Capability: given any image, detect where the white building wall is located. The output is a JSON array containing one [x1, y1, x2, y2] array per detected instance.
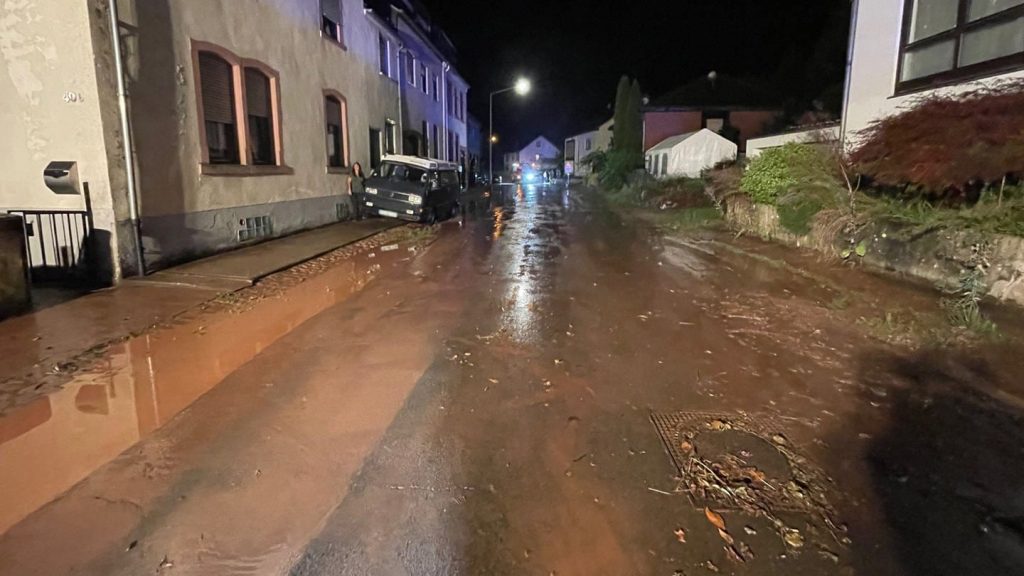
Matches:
[[747, 125, 841, 158], [842, 0, 1024, 147], [0, 0, 128, 281]]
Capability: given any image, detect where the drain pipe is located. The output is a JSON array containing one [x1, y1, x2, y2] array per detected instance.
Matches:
[[397, 42, 405, 156], [108, 0, 146, 277], [839, 0, 861, 150], [442, 62, 451, 161]]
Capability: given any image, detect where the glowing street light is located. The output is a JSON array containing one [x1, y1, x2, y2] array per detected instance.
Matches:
[[489, 76, 532, 186]]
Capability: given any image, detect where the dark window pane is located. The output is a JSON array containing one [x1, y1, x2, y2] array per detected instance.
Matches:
[[245, 69, 275, 165], [325, 97, 345, 167], [378, 34, 388, 75]]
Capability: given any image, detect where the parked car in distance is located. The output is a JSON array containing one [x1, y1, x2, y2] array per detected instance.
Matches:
[[361, 155, 462, 224]]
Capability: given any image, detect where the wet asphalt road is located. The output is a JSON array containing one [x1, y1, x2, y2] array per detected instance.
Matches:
[[2, 181, 1023, 575]]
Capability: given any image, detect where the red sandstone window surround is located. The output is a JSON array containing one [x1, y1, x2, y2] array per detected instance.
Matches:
[[191, 40, 287, 176], [324, 90, 350, 172]]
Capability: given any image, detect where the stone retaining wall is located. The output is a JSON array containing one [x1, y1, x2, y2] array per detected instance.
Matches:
[[724, 195, 1024, 307]]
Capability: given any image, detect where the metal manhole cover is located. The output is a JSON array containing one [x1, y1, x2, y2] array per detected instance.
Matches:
[[650, 411, 836, 515]]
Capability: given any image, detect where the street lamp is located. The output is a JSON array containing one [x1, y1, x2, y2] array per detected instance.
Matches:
[[489, 77, 531, 187]]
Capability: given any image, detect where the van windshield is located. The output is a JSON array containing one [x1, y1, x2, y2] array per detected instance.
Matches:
[[379, 162, 427, 184]]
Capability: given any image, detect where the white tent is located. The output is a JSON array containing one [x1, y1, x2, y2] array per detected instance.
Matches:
[[645, 129, 738, 179]]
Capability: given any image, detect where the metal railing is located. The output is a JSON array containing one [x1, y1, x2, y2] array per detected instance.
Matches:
[[4, 209, 92, 283]]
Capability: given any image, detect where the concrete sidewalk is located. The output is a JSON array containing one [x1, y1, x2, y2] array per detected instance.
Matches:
[[139, 219, 398, 290], [0, 219, 398, 398]]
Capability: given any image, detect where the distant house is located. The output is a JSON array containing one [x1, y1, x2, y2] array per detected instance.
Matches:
[[645, 129, 738, 179], [841, 0, 1024, 147], [644, 73, 783, 153], [517, 136, 562, 169], [565, 118, 614, 177]]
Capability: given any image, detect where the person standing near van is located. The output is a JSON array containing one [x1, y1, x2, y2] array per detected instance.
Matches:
[[348, 162, 366, 220]]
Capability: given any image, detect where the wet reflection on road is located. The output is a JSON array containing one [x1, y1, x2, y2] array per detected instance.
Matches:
[[0, 254, 384, 533]]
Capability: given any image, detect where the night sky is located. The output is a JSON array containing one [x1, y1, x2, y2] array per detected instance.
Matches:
[[419, 0, 851, 153]]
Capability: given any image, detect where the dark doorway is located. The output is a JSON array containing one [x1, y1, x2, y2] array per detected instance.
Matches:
[[369, 128, 383, 170]]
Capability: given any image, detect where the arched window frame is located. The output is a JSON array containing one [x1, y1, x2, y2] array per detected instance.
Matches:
[[323, 89, 350, 172], [191, 40, 286, 174]]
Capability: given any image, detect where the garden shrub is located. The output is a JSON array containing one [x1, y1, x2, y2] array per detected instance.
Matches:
[[740, 143, 836, 204], [849, 80, 1024, 201]]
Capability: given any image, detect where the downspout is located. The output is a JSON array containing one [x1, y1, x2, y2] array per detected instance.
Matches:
[[442, 62, 450, 161], [839, 0, 860, 150], [397, 42, 405, 155], [107, 0, 145, 276]]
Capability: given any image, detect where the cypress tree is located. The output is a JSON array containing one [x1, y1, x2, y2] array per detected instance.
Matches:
[[612, 75, 630, 151], [624, 79, 644, 156]]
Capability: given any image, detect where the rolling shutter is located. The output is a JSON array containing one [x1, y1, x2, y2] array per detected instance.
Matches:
[[322, 0, 341, 25], [199, 53, 235, 124], [245, 69, 270, 118]]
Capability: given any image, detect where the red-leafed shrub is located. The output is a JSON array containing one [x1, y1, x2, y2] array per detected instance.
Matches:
[[850, 80, 1024, 201]]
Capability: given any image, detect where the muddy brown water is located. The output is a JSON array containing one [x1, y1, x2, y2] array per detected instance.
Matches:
[[1, 183, 1023, 576]]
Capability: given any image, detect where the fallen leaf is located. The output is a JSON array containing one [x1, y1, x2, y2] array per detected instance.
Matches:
[[708, 419, 731, 431], [705, 507, 726, 531], [680, 441, 694, 453], [783, 528, 804, 549], [159, 556, 173, 568], [743, 526, 757, 536], [718, 528, 734, 546], [674, 528, 687, 543], [705, 560, 720, 572], [739, 541, 755, 560], [771, 434, 788, 446]]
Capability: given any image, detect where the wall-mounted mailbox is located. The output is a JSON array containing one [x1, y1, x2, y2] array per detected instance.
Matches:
[[43, 161, 80, 195]]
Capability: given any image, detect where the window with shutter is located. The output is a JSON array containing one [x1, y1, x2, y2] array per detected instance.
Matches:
[[325, 95, 346, 168], [321, 0, 343, 44], [199, 52, 239, 164], [245, 68, 275, 165]]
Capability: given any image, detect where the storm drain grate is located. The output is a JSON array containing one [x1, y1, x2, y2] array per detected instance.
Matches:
[[650, 411, 834, 513]]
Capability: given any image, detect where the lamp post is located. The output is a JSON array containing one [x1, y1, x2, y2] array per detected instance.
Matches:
[[489, 77, 531, 187]]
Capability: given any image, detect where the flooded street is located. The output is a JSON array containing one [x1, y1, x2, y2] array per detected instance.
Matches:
[[2, 182, 1023, 575]]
